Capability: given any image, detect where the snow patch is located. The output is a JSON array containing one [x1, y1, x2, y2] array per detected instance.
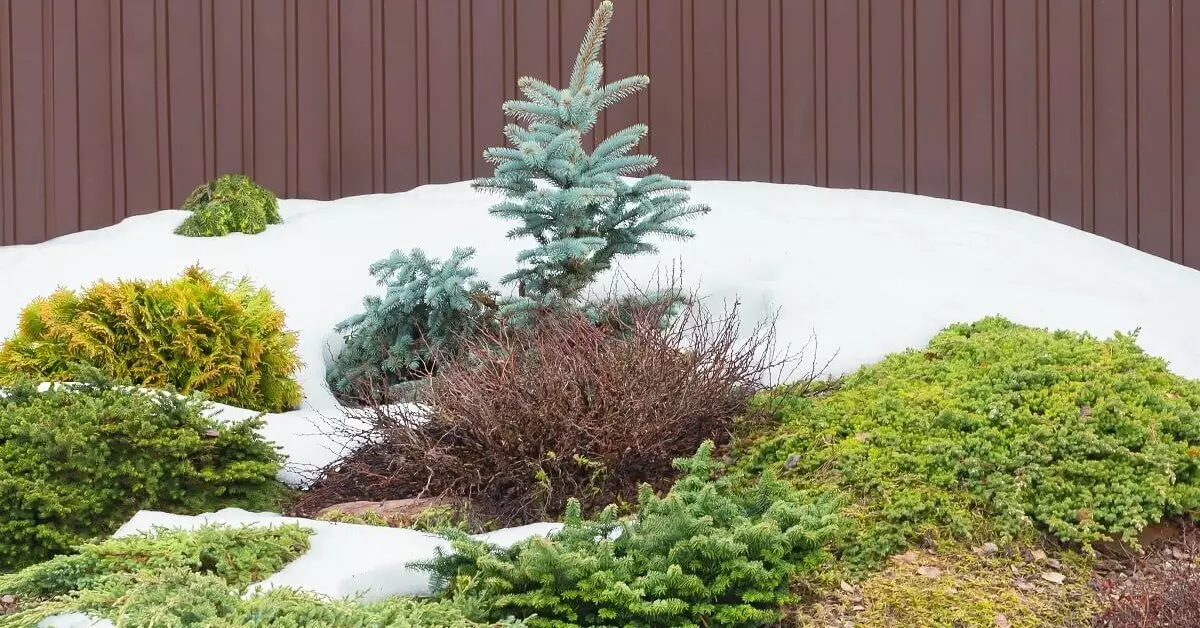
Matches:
[[4, 180, 1200, 483]]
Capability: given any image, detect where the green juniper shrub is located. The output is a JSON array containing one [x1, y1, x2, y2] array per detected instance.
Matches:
[[0, 524, 311, 601], [0, 265, 303, 413], [174, 173, 281, 237], [0, 525, 526, 628], [0, 370, 287, 572], [737, 316, 1200, 572], [416, 441, 843, 628]]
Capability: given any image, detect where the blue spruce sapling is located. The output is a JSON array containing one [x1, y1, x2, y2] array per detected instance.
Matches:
[[329, 1, 707, 401], [473, 0, 710, 323], [326, 248, 496, 401]]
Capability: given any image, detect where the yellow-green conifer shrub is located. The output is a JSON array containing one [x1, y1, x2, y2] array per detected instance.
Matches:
[[0, 266, 303, 413], [174, 173, 281, 237]]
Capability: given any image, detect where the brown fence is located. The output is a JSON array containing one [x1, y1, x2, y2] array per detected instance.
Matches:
[[2, 0, 1198, 268]]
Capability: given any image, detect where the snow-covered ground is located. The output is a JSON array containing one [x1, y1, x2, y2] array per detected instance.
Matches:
[[4, 180, 1200, 483], [9, 180, 1200, 626]]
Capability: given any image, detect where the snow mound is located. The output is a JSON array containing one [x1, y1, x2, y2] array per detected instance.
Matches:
[[4, 180, 1200, 484]]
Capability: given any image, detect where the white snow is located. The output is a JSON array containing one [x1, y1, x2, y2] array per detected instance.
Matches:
[[9, 180, 1200, 626], [4, 180, 1200, 483]]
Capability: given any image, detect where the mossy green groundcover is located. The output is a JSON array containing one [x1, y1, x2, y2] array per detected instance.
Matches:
[[738, 316, 1200, 571]]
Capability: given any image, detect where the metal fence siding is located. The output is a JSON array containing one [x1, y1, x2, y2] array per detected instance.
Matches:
[[1, 0, 1198, 268]]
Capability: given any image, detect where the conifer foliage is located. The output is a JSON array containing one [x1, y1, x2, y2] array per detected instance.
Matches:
[[174, 174, 281, 237], [326, 248, 496, 402], [417, 442, 842, 628], [328, 1, 708, 399], [473, 0, 710, 321]]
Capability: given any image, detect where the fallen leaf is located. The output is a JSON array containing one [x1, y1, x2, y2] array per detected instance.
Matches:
[[917, 565, 943, 579], [995, 614, 1012, 628], [1015, 579, 1037, 591], [892, 550, 920, 565], [1030, 549, 1047, 562], [851, 605, 866, 612], [839, 581, 856, 594], [1041, 572, 1066, 585], [1079, 406, 1092, 416], [1010, 565, 1020, 575]]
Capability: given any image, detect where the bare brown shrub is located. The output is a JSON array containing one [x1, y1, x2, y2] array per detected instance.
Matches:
[[1091, 519, 1200, 628], [293, 289, 803, 526]]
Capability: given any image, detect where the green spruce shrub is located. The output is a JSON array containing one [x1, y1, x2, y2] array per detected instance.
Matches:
[[174, 173, 281, 237], [1, 524, 525, 627], [0, 265, 303, 413], [330, 0, 708, 397], [737, 316, 1200, 571], [0, 372, 286, 571], [417, 442, 843, 628]]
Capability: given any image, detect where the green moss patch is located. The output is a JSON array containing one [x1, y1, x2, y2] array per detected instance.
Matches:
[[738, 316, 1200, 571], [794, 542, 1098, 627]]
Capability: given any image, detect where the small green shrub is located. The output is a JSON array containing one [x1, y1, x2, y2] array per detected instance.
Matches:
[[418, 441, 843, 628], [1, 524, 524, 627], [0, 372, 287, 571], [174, 173, 281, 237], [0, 265, 303, 412], [737, 316, 1200, 571]]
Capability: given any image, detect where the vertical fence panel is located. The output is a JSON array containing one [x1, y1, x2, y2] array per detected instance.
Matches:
[[914, 0, 950, 199], [0, 1, 11, 246], [1184, 2, 1200, 267], [1136, 0, 1173, 260], [1047, 0, 1084, 230], [825, 0, 860, 189], [734, 0, 771, 183], [10, 0, 47, 243], [959, 0, 995, 206], [167, 0, 206, 204], [690, 0, 728, 179], [3, 0, 1200, 273], [648, 0, 685, 179], [779, 0, 816, 186]]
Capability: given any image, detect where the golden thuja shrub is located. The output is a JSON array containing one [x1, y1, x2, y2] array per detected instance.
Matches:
[[0, 265, 303, 412]]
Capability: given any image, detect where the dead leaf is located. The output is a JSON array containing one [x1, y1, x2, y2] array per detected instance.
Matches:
[[995, 614, 1012, 628], [1041, 572, 1066, 585], [1030, 549, 1047, 562], [892, 550, 920, 565], [202, 429, 220, 438], [854, 432, 870, 441], [1079, 406, 1092, 416], [1010, 565, 1020, 575], [1015, 579, 1037, 591], [917, 565, 943, 579], [839, 581, 856, 594]]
